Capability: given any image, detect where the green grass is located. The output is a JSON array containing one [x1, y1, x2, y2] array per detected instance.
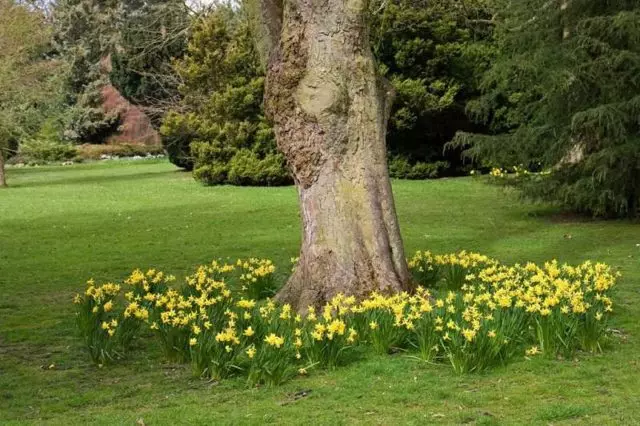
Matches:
[[1, 159, 639, 425]]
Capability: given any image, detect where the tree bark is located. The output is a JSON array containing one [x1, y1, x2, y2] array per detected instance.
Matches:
[[0, 147, 7, 188], [259, 0, 412, 310]]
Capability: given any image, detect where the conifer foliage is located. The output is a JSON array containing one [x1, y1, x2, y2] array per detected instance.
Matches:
[[452, 0, 640, 218], [160, 6, 289, 184]]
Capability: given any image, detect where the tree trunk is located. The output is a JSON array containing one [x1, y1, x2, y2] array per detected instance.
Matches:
[[0, 147, 7, 188], [260, 0, 412, 310]]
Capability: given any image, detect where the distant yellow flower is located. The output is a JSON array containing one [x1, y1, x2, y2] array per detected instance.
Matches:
[[347, 328, 358, 344], [526, 346, 540, 356], [369, 321, 378, 330], [246, 346, 256, 359], [488, 330, 496, 338], [189, 338, 197, 346], [243, 326, 255, 337]]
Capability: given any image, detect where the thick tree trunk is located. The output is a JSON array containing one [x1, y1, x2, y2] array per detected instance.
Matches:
[[0, 148, 7, 188], [262, 0, 412, 309]]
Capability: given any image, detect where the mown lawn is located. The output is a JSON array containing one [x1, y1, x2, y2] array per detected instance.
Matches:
[[1, 159, 639, 425]]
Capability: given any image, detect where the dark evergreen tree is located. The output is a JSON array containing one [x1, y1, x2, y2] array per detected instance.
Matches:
[[452, 0, 640, 218], [370, 0, 496, 177]]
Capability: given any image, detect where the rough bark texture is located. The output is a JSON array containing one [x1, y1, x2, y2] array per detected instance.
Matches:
[[261, 0, 412, 310], [0, 148, 7, 188]]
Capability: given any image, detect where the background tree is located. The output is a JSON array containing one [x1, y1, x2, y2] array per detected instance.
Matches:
[[0, 0, 59, 187], [110, 0, 192, 125], [161, 5, 289, 182], [52, 0, 122, 143], [248, 0, 412, 309], [165, 0, 496, 183], [371, 0, 496, 178], [452, 0, 640, 218]]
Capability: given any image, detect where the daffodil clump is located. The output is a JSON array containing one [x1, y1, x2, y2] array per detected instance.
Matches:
[[408, 250, 498, 290], [405, 252, 618, 370], [74, 251, 619, 383], [74, 280, 143, 364], [486, 166, 531, 179], [237, 258, 277, 299]]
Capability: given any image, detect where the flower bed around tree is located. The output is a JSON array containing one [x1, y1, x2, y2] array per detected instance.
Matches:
[[73, 251, 618, 386]]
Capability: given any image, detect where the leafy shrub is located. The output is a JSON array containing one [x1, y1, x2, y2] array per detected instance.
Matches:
[[64, 81, 122, 144], [227, 150, 290, 187], [192, 148, 291, 187], [160, 7, 282, 186], [76, 143, 165, 161], [74, 252, 618, 382], [389, 156, 451, 180], [159, 112, 199, 170], [19, 139, 78, 164]]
